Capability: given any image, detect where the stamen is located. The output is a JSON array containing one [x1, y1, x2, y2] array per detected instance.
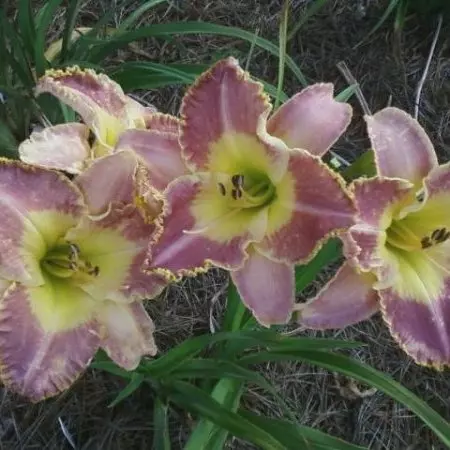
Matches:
[[432, 228, 446, 241], [231, 188, 242, 200], [421, 237, 432, 249], [231, 174, 244, 188], [416, 190, 425, 202], [218, 183, 226, 196]]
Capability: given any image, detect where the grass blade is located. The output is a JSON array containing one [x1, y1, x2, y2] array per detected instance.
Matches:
[[170, 381, 286, 450], [335, 84, 358, 102], [118, 0, 168, 31], [342, 150, 376, 182], [18, 0, 37, 56], [287, 0, 329, 41], [88, 22, 307, 85], [240, 410, 366, 450], [275, 0, 289, 110], [34, 0, 64, 76], [295, 238, 342, 293], [153, 397, 171, 450], [354, 0, 400, 48], [60, 0, 82, 60], [108, 372, 145, 407]]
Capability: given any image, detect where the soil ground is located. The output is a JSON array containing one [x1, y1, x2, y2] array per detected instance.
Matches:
[[2, 1, 450, 449]]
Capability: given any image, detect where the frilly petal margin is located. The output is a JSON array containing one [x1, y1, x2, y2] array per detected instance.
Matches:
[[267, 83, 352, 157], [0, 161, 85, 285], [18, 123, 91, 174], [296, 262, 379, 329], [180, 57, 271, 172], [144, 113, 180, 133], [36, 66, 128, 123], [145, 175, 250, 279], [0, 283, 100, 401], [380, 282, 450, 369], [365, 107, 438, 186], [36, 67, 129, 147], [231, 248, 295, 326], [115, 129, 188, 191], [98, 301, 157, 370], [256, 149, 355, 265]]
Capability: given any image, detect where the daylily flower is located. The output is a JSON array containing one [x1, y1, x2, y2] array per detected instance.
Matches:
[[144, 57, 355, 326], [296, 107, 450, 368], [19, 67, 187, 187], [0, 150, 166, 401]]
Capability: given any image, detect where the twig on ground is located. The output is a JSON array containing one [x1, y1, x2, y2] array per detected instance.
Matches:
[[414, 14, 443, 120], [336, 61, 371, 116]]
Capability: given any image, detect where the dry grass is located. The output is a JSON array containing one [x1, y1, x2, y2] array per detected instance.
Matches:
[[3, 0, 450, 448]]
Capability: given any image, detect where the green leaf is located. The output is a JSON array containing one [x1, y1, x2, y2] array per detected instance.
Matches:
[[170, 381, 286, 450], [354, 0, 401, 48], [335, 84, 358, 102], [287, 0, 330, 41], [108, 372, 145, 407], [118, 0, 168, 32], [240, 410, 366, 450], [152, 397, 171, 450], [295, 238, 342, 293], [221, 280, 248, 332], [34, 0, 64, 76], [185, 378, 243, 450], [109, 61, 287, 101], [0, 120, 19, 159], [88, 22, 307, 85], [241, 350, 450, 449], [18, 0, 37, 56], [60, 0, 82, 60], [275, 0, 289, 110], [342, 150, 376, 182]]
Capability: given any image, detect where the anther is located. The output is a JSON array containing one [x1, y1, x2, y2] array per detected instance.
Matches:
[[421, 237, 432, 249], [231, 174, 244, 188], [91, 266, 100, 277], [218, 183, 226, 196], [231, 188, 243, 200], [432, 228, 447, 242], [416, 191, 425, 203]]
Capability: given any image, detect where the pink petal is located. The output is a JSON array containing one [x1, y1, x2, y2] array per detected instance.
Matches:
[[231, 249, 294, 326], [180, 57, 271, 172], [257, 149, 355, 264], [0, 283, 100, 401], [125, 96, 156, 126], [98, 301, 157, 370], [145, 113, 180, 133], [19, 123, 91, 174], [380, 282, 450, 368], [37, 67, 127, 121], [75, 150, 145, 215], [115, 129, 188, 191], [36, 67, 130, 147], [297, 262, 379, 329], [65, 205, 166, 303], [0, 162, 85, 285], [267, 84, 352, 157], [365, 107, 438, 185], [146, 175, 250, 277], [350, 177, 413, 272]]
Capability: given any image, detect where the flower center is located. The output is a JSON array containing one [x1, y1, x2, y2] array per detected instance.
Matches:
[[41, 242, 100, 279], [386, 219, 450, 252], [217, 173, 276, 209]]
